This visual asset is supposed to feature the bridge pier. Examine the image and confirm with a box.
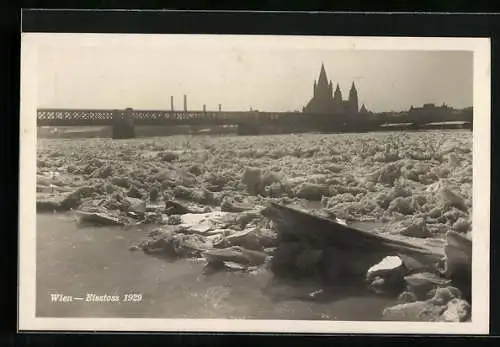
[112,108,136,139]
[237,123,260,135]
[237,113,261,135]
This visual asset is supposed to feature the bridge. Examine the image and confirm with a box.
[37,107,473,139]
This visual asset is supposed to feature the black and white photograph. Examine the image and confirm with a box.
[18,33,490,334]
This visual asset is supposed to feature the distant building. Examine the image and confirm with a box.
[408,103,452,120]
[404,102,474,123]
[303,63,361,115]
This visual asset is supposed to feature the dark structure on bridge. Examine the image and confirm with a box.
[112,108,135,139]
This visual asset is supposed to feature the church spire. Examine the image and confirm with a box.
[317,63,328,87]
[333,83,342,101]
[348,82,359,113]
[332,83,343,113]
[349,82,357,96]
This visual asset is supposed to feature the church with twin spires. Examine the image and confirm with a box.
[303,63,368,115]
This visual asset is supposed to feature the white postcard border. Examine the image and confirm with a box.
[19,34,491,334]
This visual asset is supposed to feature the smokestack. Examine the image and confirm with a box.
[203,104,206,112]
[171,96,174,111]
[218,104,222,112]
[184,95,187,111]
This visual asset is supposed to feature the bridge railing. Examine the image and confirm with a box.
[36,108,473,127]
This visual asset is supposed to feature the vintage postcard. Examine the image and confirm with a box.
[19,33,490,334]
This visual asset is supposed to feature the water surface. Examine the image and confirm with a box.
[36,213,396,320]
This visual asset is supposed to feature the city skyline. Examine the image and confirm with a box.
[36,35,473,113]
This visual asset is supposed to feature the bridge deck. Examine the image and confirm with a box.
[36,108,473,128]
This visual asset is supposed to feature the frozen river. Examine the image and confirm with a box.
[36,213,396,320]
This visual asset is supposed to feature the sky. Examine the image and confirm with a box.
[36,35,473,113]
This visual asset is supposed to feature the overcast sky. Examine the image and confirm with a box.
[36,36,473,113]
